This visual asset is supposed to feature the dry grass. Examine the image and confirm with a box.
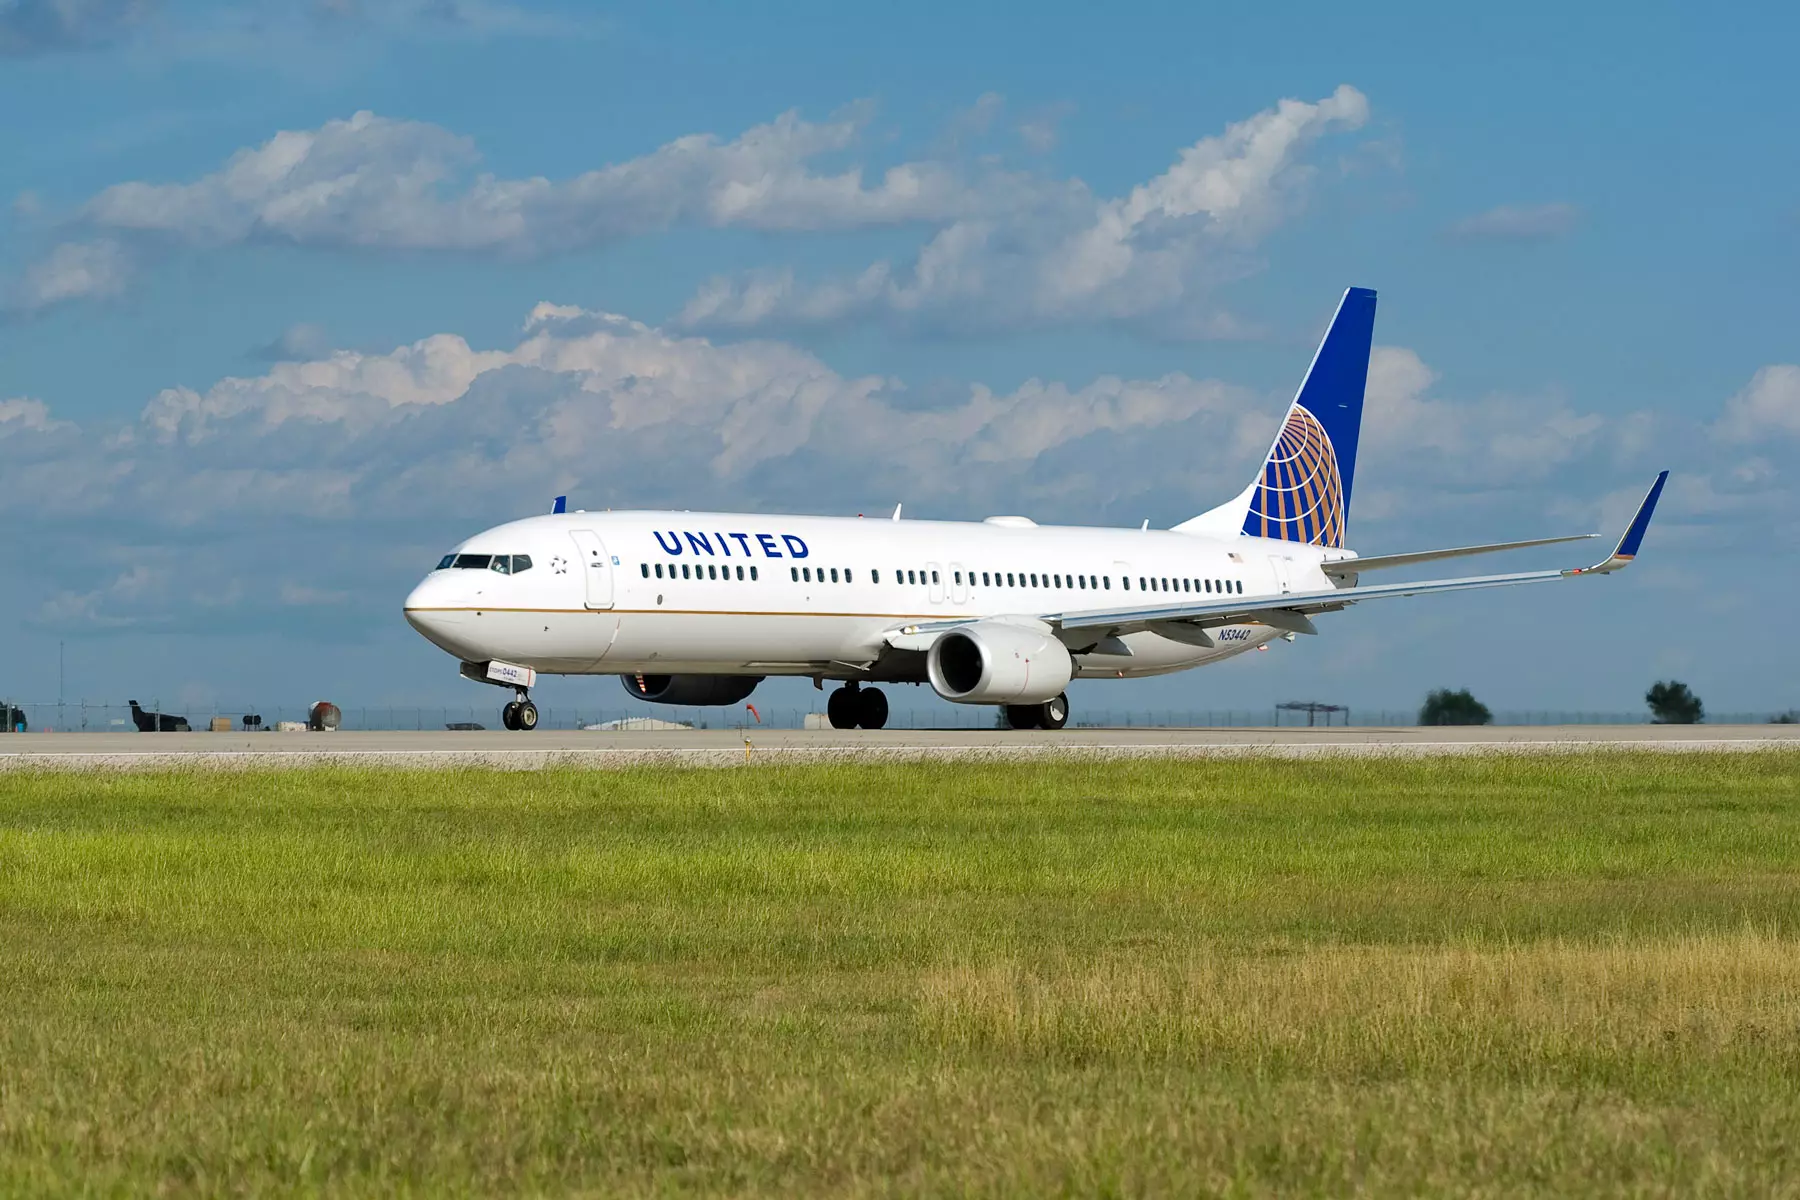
[922,929,1800,1074]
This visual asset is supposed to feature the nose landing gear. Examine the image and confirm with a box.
[826,682,889,730]
[501,691,538,731]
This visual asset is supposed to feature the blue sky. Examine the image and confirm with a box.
[2,0,1795,719]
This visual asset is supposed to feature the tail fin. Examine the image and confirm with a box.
[1174,286,1377,546]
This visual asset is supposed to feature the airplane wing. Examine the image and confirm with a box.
[1054,472,1667,640]
[1320,532,1598,579]
[883,472,1666,651]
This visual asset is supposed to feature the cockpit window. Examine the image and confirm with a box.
[437,554,455,570]
[489,556,512,575]
[451,553,492,570]
[512,554,532,574]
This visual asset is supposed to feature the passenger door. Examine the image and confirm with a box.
[567,529,615,610]
[926,561,946,605]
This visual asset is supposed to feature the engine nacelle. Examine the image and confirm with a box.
[927,621,1073,705]
[622,674,763,706]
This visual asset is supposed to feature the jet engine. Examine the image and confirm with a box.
[621,674,763,706]
[926,621,1073,705]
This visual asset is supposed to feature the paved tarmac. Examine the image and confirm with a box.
[0,724,1794,771]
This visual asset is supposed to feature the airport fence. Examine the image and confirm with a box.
[2,698,1795,734]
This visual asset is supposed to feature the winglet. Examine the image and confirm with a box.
[1568,471,1668,575]
[552,495,567,514]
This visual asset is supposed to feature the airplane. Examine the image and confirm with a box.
[403,287,1667,732]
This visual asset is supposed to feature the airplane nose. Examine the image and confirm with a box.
[404,575,469,644]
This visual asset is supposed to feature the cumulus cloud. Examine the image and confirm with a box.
[9,297,1749,634]
[1360,344,1609,480]
[1445,202,1581,242]
[0,0,149,56]
[8,239,130,312]
[252,322,334,362]
[677,85,1372,334]
[24,89,1373,335]
[1714,364,1800,441]
[77,107,976,255]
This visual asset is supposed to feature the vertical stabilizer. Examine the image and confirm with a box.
[1174,287,1376,546]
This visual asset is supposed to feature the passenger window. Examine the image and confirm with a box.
[983,572,991,586]
[1104,576,1112,590]
[641,563,649,578]
[932,570,939,584]
[736,565,744,580]
[846,569,854,583]
[680,564,690,579]
[907,570,916,584]
[791,567,799,581]
[1204,579,1212,593]
[750,566,759,581]
[710,565,719,580]
[872,569,880,583]
[954,571,961,585]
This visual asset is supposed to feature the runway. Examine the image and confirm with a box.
[0,724,1794,771]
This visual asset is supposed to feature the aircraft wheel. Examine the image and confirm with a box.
[1038,693,1070,731]
[1004,704,1041,730]
[826,686,859,730]
[501,701,520,731]
[516,700,539,731]
[856,687,889,730]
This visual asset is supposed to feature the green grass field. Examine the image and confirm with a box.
[3,752,1799,1196]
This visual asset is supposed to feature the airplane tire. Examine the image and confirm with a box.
[1039,693,1070,731]
[826,686,858,730]
[1004,704,1042,730]
[517,701,539,731]
[856,687,889,730]
[501,701,520,731]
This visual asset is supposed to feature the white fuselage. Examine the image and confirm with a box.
[403,510,1347,684]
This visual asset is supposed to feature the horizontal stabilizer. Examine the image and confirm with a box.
[1322,533,1598,578]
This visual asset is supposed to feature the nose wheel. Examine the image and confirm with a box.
[501,696,539,731]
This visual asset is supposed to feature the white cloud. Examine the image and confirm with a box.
[0,395,71,434]
[678,85,1372,334]
[0,0,149,56]
[1714,364,1800,441]
[1445,202,1581,242]
[1,304,1787,630]
[78,107,976,256]
[9,239,130,311]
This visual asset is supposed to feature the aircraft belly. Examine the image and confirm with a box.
[606,610,886,671]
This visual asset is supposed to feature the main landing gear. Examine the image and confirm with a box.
[827,682,889,730]
[501,690,538,731]
[1004,692,1070,731]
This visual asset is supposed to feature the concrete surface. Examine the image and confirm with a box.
[0,724,1794,771]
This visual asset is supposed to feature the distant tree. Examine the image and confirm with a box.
[1418,688,1492,726]
[1646,680,1704,724]
[1768,711,1797,725]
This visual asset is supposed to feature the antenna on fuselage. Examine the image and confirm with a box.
[892,503,902,521]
